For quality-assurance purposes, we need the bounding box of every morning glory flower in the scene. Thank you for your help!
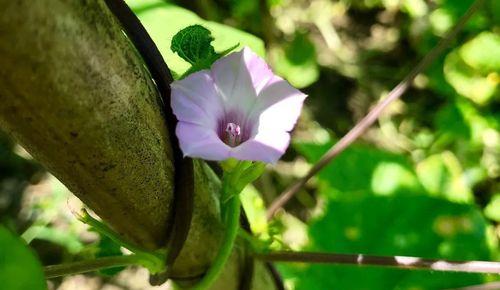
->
[170,47,307,163]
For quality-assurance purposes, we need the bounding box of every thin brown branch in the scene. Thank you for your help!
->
[255,251,500,274]
[265,0,485,220]
[448,282,500,290]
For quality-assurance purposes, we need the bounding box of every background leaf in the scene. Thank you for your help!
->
[460,31,500,73]
[443,32,499,105]
[294,141,424,197]
[270,32,319,88]
[278,194,495,290]
[281,140,498,288]
[0,226,46,290]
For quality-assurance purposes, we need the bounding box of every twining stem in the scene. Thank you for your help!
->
[44,210,167,279]
[44,254,144,279]
[78,209,165,264]
[77,209,165,273]
[255,251,500,274]
[192,161,265,289]
[265,0,485,220]
[78,209,150,255]
[193,195,241,290]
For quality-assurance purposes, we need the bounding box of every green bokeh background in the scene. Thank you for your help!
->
[0,0,498,289]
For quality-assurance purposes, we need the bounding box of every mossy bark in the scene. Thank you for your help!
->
[0,0,276,289]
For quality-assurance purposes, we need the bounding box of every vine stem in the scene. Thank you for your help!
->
[77,209,147,255]
[254,251,500,274]
[44,254,143,279]
[76,209,165,271]
[193,195,241,290]
[266,0,485,220]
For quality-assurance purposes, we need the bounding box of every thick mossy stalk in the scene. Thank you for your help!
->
[0,0,175,250]
[0,0,276,289]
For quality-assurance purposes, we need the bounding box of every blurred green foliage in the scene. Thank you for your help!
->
[0,132,41,221]
[278,194,495,289]
[444,31,500,105]
[271,31,319,88]
[295,142,422,196]
[0,0,498,289]
[281,139,498,288]
[0,226,46,290]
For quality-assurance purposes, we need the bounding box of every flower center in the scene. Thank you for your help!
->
[224,122,241,147]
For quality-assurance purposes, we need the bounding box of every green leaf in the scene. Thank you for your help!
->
[294,141,423,197]
[286,139,498,289]
[459,31,500,73]
[170,24,240,76]
[28,226,83,254]
[270,32,319,88]
[416,152,474,203]
[428,0,487,35]
[171,25,217,67]
[402,0,428,18]
[444,50,498,105]
[492,0,500,24]
[0,226,46,290]
[442,31,500,106]
[435,103,471,139]
[95,233,125,276]
[126,0,265,76]
[484,194,500,222]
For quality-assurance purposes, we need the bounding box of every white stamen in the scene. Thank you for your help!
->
[225,122,241,147]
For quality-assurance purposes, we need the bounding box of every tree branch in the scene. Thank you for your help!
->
[266,0,485,219]
[255,251,500,274]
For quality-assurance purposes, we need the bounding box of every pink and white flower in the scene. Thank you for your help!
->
[170,47,307,163]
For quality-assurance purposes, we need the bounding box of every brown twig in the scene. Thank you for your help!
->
[266,0,485,220]
[255,251,500,274]
[448,282,500,290]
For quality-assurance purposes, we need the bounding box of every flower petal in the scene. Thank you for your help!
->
[231,130,291,163]
[171,70,224,128]
[251,75,307,133]
[171,47,306,163]
[240,48,276,94]
[176,122,231,160]
[211,47,274,113]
